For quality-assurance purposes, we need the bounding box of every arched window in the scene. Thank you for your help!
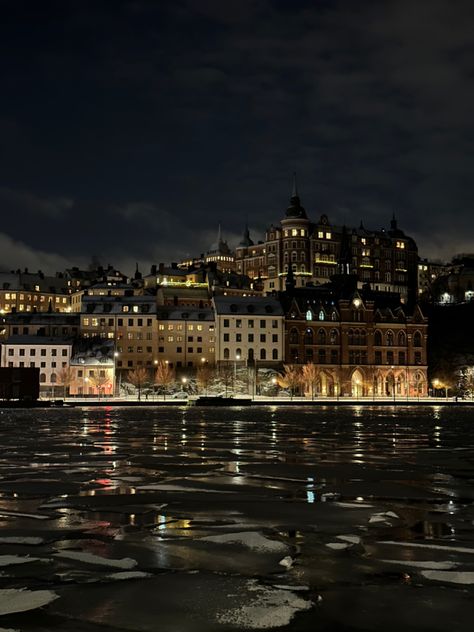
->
[304,328,314,345]
[386,330,394,346]
[348,328,354,345]
[51,373,57,383]
[236,348,242,359]
[330,329,338,344]
[319,310,325,321]
[289,328,299,344]
[40,373,46,383]
[284,252,289,263]
[248,348,254,361]
[413,331,422,347]
[331,311,337,321]
[272,349,278,360]
[360,329,367,345]
[318,329,326,345]
[374,330,382,346]
[291,251,298,262]
[300,251,305,261]
[398,331,406,346]
[300,264,305,273]
[223,348,230,360]
[306,309,312,321]
[260,348,266,360]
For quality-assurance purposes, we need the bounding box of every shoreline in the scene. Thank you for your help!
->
[1,397,473,408]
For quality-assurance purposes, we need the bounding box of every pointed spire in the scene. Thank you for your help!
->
[285,173,307,219]
[292,172,298,198]
[217,223,222,244]
[390,213,398,231]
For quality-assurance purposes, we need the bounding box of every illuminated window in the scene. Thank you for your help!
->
[361,238,366,245]
[396,241,405,249]
[91,318,98,327]
[318,231,324,239]
[132,305,139,313]
[291,228,298,236]
[168,324,174,330]
[158,324,165,330]
[300,229,305,236]
[325,232,331,239]
[168,336,174,342]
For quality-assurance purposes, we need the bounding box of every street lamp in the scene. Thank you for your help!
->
[181,376,187,396]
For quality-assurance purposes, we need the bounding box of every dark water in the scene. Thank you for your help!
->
[0,405,473,631]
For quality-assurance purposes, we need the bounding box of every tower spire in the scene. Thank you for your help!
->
[292,172,298,199]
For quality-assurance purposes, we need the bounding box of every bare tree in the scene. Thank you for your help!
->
[218,364,234,397]
[302,362,318,400]
[127,367,148,401]
[154,361,175,400]
[196,363,215,396]
[277,364,301,400]
[89,372,112,399]
[57,366,74,398]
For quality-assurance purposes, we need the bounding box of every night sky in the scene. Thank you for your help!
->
[1,0,474,275]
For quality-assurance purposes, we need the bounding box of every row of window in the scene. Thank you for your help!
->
[223,348,279,360]
[223,333,278,343]
[83,317,154,327]
[7,348,69,357]
[7,361,68,369]
[288,329,423,347]
[2,293,68,302]
[223,319,279,328]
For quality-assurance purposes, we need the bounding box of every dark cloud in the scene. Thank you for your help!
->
[1,0,473,273]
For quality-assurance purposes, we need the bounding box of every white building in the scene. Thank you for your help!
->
[213,296,284,365]
[0,336,72,395]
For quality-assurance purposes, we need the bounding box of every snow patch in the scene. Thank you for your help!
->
[278,556,294,568]
[217,581,312,629]
[54,551,137,569]
[0,510,51,520]
[105,571,151,581]
[369,512,399,524]
[336,535,361,545]
[137,484,230,493]
[380,541,474,554]
[200,532,288,553]
[0,555,42,567]
[379,560,458,570]
[421,570,474,584]
[0,537,44,545]
[0,588,58,615]
[325,543,350,550]
[334,502,374,509]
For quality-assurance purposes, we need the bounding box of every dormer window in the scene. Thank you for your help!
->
[306,309,312,321]
[318,310,325,321]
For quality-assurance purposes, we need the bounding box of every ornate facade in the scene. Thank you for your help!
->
[235,178,418,304]
[282,281,428,398]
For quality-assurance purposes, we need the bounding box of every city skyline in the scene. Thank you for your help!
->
[1,1,474,273]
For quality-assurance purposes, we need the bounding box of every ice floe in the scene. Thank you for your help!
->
[0,555,43,567]
[0,537,44,545]
[325,542,350,550]
[379,541,474,554]
[53,551,138,569]
[379,560,458,570]
[217,581,312,629]
[0,588,58,615]
[200,531,288,553]
[336,535,361,544]
[421,570,474,584]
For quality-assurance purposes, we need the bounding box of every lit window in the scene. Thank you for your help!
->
[318,231,324,239]
[326,232,331,239]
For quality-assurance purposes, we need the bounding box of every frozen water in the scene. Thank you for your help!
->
[0,405,473,630]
